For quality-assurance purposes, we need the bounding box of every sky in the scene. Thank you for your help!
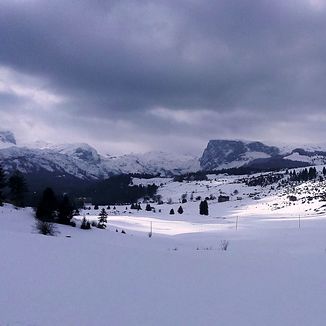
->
[1,0,326,155]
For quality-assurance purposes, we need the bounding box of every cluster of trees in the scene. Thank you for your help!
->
[169,206,184,214]
[130,203,142,210]
[36,188,75,225]
[0,167,28,207]
[129,173,160,179]
[289,167,317,182]
[243,173,284,187]
[87,175,158,205]
[81,208,108,230]
[174,172,208,182]
[205,166,282,176]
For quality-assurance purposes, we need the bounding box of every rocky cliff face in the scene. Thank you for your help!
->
[200,140,280,170]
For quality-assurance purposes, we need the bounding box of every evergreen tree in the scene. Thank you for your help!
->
[58,194,74,225]
[199,200,209,215]
[308,167,317,180]
[177,206,184,214]
[36,187,58,222]
[0,165,6,206]
[8,171,28,207]
[169,208,175,215]
[199,201,204,215]
[80,217,91,230]
[145,203,152,211]
[98,208,108,229]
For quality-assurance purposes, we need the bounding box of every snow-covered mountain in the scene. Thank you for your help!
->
[0,131,200,180]
[104,151,200,176]
[3,130,326,182]
[200,139,326,170]
[200,140,280,170]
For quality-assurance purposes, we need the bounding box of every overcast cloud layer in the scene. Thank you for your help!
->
[1,0,326,154]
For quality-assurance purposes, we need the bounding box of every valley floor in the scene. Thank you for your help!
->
[1,197,326,326]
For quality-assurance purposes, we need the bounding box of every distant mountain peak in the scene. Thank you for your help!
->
[49,143,101,164]
[200,139,280,170]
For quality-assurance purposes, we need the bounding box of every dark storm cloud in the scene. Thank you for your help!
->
[1,0,326,153]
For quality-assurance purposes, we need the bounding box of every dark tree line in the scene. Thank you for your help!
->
[289,167,317,182]
[243,173,284,187]
[174,172,208,182]
[86,175,158,205]
[0,167,28,207]
[36,187,75,225]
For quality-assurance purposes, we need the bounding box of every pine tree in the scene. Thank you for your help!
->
[98,208,108,229]
[36,187,58,222]
[0,165,6,206]
[58,194,74,225]
[145,204,152,211]
[8,171,28,207]
[308,167,317,180]
[177,206,183,214]
[80,216,91,230]
[169,208,175,215]
[199,200,209,215]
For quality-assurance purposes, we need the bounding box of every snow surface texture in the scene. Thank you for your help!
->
[2,172,326,325]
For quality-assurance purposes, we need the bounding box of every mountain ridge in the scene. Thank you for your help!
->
[2,130,326,181]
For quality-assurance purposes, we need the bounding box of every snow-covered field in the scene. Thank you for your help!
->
[2,175,326,325]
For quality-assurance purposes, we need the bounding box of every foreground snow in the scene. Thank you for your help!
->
[1,199,326,326]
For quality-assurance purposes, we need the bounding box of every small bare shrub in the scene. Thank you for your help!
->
[35,219,58,236]
[220,240,229,251]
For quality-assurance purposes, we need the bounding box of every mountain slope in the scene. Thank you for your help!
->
[0,131,199,180]
[3,130,326,183]
[200,139,326,170]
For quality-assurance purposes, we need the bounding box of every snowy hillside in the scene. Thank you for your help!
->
[2,169,326,325]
